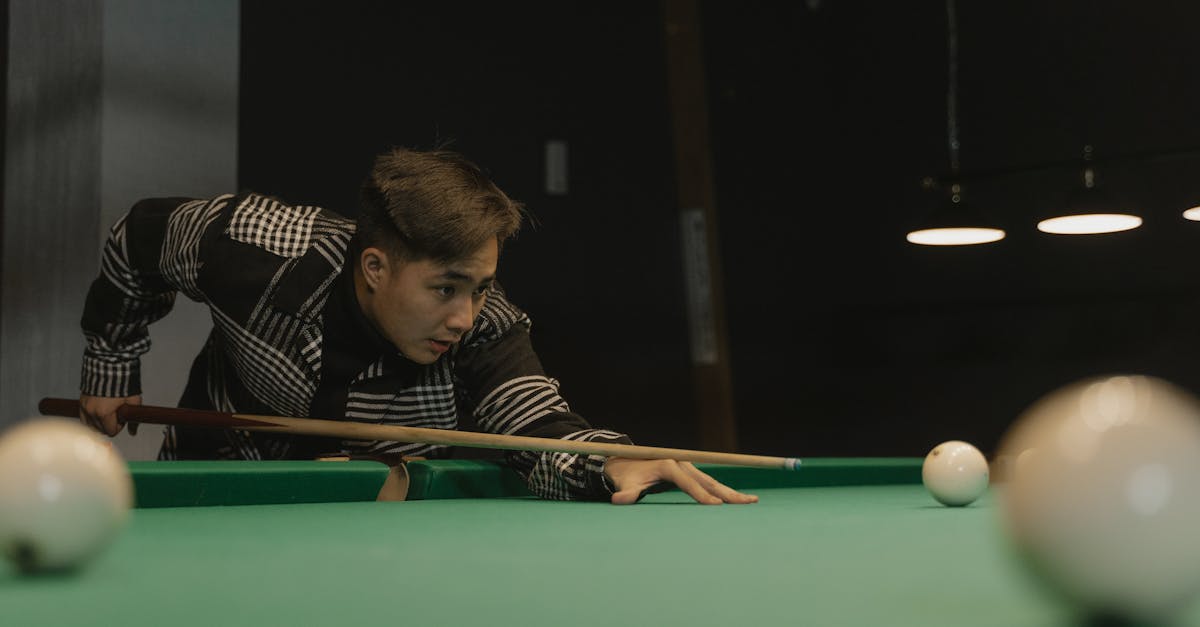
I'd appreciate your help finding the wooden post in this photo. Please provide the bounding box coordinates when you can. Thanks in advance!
[663,0,738,452]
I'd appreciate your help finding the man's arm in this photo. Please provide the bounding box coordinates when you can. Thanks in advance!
[456,318,755,504]
[79,196,233,435]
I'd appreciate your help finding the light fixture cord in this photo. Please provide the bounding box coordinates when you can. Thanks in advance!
[1082,144,1095,188]
[946,0,960,175]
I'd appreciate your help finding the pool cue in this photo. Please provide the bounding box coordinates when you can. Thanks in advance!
[38,397,801,470]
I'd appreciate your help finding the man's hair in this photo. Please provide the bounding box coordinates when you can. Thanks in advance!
[357,148,524,263]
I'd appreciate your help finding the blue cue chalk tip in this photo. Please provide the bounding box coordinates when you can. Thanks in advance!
[784,458,802,471]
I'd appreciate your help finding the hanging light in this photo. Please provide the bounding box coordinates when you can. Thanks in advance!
[907,182,1006,246]
[906,0,1005,247]
[1182,206,1200,221]
[1037,146,1142,235]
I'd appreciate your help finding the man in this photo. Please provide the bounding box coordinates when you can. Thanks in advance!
[79,148,755,505]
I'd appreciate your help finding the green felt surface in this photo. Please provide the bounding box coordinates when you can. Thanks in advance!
[5,461,1199,626]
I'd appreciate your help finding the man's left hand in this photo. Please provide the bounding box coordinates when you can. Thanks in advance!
[604,457,759,505]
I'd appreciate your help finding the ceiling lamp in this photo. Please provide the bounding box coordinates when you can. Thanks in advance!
[1037,146,1142,235]
[906,0,1005,247]
[907,182,1006,246]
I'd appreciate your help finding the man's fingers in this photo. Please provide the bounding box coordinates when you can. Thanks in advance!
[100,412,122,437]
[682,463,758,504]
[79,407,107,433]
[87,405,121,436]
[124,396,143,436]
[77,395,141,437]
[664,463,722,505]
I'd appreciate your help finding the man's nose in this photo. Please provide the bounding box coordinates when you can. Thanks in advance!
[446,297,475,335]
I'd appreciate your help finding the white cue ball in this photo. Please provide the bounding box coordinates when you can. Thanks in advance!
[997,375,1200,622]
[0,418,133,573]
[922,440,989,506]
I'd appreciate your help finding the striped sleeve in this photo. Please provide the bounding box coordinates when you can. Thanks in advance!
[80,196,233,397]
[456,300,633,501]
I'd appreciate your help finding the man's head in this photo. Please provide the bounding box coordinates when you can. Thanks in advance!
[357,148,523,264]
[354,148,524,363]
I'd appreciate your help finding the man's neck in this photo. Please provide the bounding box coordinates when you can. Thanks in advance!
[351,262,370,318]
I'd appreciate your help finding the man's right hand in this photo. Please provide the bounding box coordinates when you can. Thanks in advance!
[79,394,142,437]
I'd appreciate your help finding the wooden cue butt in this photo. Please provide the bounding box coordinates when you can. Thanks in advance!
[37,397,797,470]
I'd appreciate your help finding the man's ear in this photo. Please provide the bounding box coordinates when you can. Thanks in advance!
[360,247,389,290]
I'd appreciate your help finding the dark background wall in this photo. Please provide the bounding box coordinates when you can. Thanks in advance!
[703,1,1200,456]
[238,1,1200,457]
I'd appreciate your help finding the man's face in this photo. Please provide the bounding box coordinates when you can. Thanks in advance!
[363,238,498,364]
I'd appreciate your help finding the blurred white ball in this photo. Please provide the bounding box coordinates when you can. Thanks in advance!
[998,375,1200,621]
[0,418,133,573]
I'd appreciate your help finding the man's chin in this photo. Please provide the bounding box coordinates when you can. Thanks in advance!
[398,344,442,365]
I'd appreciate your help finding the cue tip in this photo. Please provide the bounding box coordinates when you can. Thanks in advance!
[784,458,802,471]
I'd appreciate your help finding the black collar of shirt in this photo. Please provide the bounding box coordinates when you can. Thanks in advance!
[310,261,419,419]
[319,260,416,381]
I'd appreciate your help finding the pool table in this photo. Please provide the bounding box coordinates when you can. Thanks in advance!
[4,458,1198,626]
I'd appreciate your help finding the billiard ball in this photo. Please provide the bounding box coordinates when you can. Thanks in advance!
[0,418,133,573]
[921,440,989,506]
[997,375,1200,622]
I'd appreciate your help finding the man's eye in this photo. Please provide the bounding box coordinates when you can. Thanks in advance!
[473,284,492,297]
[436,286,455,298]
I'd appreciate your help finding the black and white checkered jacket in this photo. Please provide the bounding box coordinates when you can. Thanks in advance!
[80,193,630,500]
